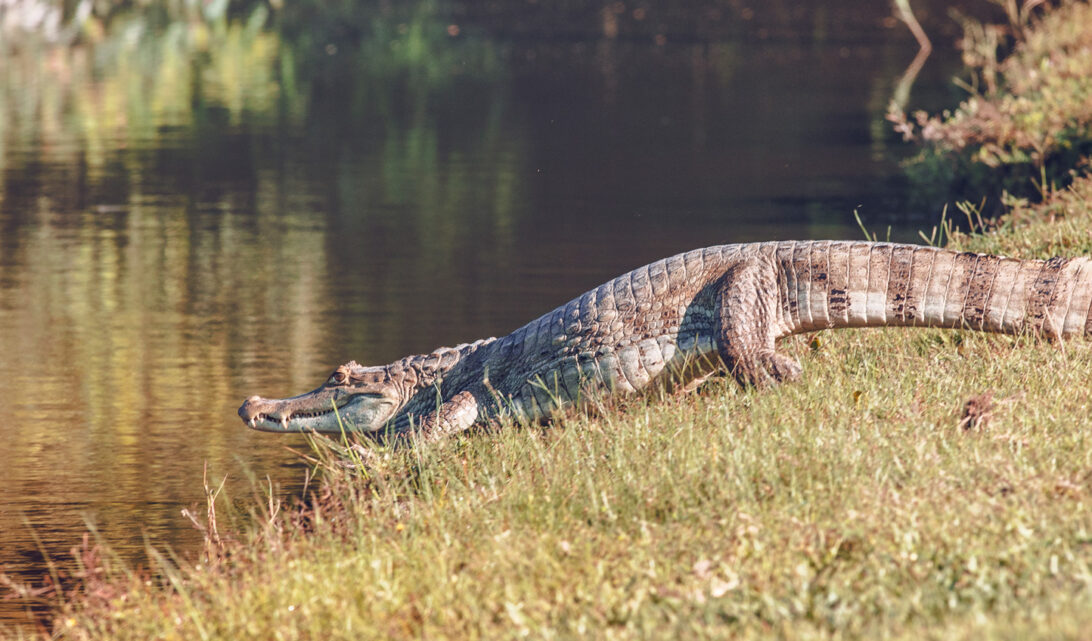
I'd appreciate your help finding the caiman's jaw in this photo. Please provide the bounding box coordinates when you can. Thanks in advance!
[238,361,402,434]
[239,394,367,432]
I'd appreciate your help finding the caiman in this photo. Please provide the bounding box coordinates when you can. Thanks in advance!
[238,241,1092,443]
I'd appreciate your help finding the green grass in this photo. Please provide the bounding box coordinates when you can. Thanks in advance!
[19,174,1092,639]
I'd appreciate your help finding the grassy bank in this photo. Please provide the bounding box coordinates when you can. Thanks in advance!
[28,186,1092,640]
[10,3,1092,640]
[28,190,1092,638]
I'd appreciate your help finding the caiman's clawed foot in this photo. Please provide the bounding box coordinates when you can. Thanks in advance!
[730,350,802,389]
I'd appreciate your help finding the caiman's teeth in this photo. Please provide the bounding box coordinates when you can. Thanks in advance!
[249,418,256,428]
[281,416,289,429]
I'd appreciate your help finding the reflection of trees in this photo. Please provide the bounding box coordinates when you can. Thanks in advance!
[0,0,525,357]
[0,13,284,170]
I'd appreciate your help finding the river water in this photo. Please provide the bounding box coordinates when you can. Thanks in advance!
[0,0,971,627]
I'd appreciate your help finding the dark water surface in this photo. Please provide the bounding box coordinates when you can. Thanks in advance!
[0,0,971,626]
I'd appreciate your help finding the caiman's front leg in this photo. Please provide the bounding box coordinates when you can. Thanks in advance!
[714,258,802,388]
[346,391,483,466]
[412,390,482,444]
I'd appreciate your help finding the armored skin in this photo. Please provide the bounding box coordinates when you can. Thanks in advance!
[239,241,1092,443]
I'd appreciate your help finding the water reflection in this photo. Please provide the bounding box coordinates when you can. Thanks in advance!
[1,0,969,628]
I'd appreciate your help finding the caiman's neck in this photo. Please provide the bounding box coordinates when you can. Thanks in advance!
[387,338,498,396]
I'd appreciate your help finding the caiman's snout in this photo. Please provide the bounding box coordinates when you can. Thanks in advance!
[237,386,369,432]
[238,395,265,423]
[239,395,288,429]
[238,393,305,431]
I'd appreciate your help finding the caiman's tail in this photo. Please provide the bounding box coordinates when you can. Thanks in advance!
[773,241,1092,338]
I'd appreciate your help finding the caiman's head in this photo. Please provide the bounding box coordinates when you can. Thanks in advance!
[238,361,405,434]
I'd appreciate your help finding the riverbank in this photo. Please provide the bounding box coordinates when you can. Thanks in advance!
[11,2,1092,639]
[30,178,1092,641]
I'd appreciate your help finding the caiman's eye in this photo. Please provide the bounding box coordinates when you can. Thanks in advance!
[328,370,348,385]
